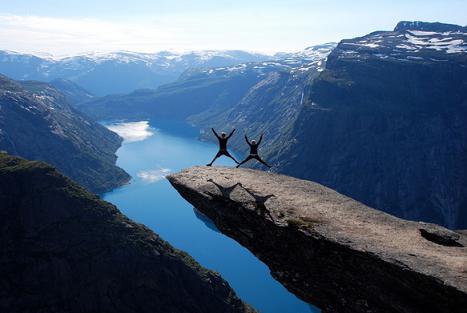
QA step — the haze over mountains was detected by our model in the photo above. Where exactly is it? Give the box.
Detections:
[0,50,272,95]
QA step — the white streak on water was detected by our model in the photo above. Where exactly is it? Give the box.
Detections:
[106,121,154,142]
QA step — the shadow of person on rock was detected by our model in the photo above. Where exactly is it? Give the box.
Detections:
[207,179,275,221]
[240,186,275,221]
[207,178,243,198]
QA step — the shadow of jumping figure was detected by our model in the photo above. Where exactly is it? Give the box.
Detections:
[207,179,275,220]
[240,186,275,221]
[207,178,243,198]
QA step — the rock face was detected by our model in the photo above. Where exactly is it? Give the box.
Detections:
[269,21,467,228]
[0,75,129,193]
[168,166,467,313]
[49,78,95,106]
[0,153,254,313]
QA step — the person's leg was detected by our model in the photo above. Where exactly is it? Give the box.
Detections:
[207,151,223,166]
[224,150,239,164]
[236,155,253,168]
[254,155,272,168]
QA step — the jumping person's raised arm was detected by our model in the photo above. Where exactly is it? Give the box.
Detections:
[245,134,252,146]
[211,128,220,139]
[258,133,263,145]
[227,128,236,139]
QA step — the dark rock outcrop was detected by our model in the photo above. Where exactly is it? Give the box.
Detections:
[0,75,129,193]
[168,166,467,313]
[0,153,254,313]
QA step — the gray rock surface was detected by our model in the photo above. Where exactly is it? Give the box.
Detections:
[168,166,467,313]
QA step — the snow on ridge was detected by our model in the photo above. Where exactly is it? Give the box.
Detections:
[198,44,336,76]
[338,26,466,62]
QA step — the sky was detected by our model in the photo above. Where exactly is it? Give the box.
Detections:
[0,0,466,56]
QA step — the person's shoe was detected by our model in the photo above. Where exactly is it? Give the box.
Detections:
[236,164,240,168]
[206,164,212,167]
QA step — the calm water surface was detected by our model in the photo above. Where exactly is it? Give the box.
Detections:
[103,120,319,313]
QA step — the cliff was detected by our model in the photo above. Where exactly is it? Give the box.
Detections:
[168,166,467,313]
[0,75,129,193]
[269,21,467,228]
[0,153,254,313]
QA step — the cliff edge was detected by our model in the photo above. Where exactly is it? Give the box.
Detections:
[168,166,467,313]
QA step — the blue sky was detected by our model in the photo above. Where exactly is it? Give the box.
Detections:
[0,0,466,55]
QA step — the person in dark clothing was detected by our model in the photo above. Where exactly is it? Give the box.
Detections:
[237,133,271,168]
[207,128,239,166]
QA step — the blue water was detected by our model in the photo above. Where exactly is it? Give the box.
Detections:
[103,120,318,313]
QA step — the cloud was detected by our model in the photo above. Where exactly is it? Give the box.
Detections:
[0,11,322,55]
[106,121,154,143]
[137,168,171,183]
[0,14,181,55]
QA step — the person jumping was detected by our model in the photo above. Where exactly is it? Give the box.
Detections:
[237,133,271,168]
[207,128,239,166]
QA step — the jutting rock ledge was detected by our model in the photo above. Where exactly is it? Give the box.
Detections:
[168,166,467,313]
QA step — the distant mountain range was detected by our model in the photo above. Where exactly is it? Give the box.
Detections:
[0,50,272,96]
[77,21,467,228]
[0,75,129,193]
[77,43,337,121]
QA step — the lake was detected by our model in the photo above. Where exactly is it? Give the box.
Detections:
[103,119,319,313]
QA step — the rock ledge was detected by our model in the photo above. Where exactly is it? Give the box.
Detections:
[168,166,467,313]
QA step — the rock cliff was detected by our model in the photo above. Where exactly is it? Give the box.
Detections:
[168,166,467,313]
[269,21,467,228]
[0,75,129,193]
[0,153,254,313]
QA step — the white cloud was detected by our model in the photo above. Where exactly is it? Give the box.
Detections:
[0,11,334,55]
[0,14,182,55]
[137,168,171,183]
[106,121,154,143]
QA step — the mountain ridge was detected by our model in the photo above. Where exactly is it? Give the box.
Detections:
[0,50,273,95]
[0,74,129,193]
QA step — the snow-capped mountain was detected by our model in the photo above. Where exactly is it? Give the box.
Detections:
[0,50,271,95]
[77,42,336,122]
[191,43,336,78]
[334,21,466,63]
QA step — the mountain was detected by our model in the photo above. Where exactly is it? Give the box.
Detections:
[0,50,271,95]
[78,43,336,128]
[263,21,467,228]
[80,22,467,228]
[0,75,129,193]
[50,78,94,105]
[193,21,467,228]
[186,22,467,228]
[0,152,254,313]
[188,43,337,151]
